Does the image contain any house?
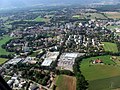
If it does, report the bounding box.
[92,59,103,64]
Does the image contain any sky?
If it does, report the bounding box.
[0,0,120,9]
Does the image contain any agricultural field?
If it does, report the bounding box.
[84,13,107,19]
[102,42,118,53]
[0,58,8,65]
[80,55,120,90]
[55,75,76,90]
[106,25,120,36]
[112,56,120,66]
[0,35,13,55]
[104,12,120,19]
[107,25,120,30]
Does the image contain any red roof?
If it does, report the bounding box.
[95,59,102,63]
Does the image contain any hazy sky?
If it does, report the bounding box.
[0,0,120,9]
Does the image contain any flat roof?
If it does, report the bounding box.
[65,53,78,58]
[41,59,53,66]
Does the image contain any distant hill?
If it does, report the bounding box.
[0,0,120,9]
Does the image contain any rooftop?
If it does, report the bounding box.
[41,59,53,66]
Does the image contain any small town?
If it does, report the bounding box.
[0,0,120,90]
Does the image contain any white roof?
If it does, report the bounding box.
[65,53,78,58]
[41,59,53,66]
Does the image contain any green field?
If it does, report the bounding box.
[72,15,83,19]
[0,35,13,55]
[56,75,76,90]
[0,58,8,65]
[102,42,118,53]
[89,76,120,90]
[80,55,120,90]
[34,16,49,22]
[85,13,107,19]
[72,13,107,19]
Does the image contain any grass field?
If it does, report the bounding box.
[56,75,76,90]
[104,12,120,19]
[72,15,83,19]
[102,42,118,53]
[0,35,13,55]
[85,13,107,19]
[80,55,120,90]
[0,58,7,65]
[89,76,120,90]
[34,16,49,22]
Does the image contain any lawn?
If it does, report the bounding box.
[102,42,118,53]
[0,58,8,65]
[0,35,13,55]
[80,55,120,90]
[56,75,76,90]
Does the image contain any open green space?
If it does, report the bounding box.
[72,15,83,19]
[89,76,120,90]
[107,25,120,30]
[56,75,76,90]
[34,16,49,22]
[104,12,120,19]
[72,15,80,18]
[112,56,120,66]
[4,76,11,82]
[85,13,107,19]
[0,58,8,65]
[30,51,40,57]
[0,35,13,55]
[102,42,118,53]
[80,55,120,90]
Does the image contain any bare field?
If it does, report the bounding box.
[104,12,120,19]
[56,75,76,90]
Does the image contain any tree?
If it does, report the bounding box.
[76,73,88,90]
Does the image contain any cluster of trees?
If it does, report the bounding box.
[0,54,14,59]
[73,56,88,90]
[55,69,74,76]
[116,42,120,52]
[22,69,50,85]
[14,63,50,86]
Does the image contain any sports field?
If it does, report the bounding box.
[80,55,120,90]
[102,42,118,53]
[0,35,13,55]
[56,75,76,90]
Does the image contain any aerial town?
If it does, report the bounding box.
[0,1,120,90]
